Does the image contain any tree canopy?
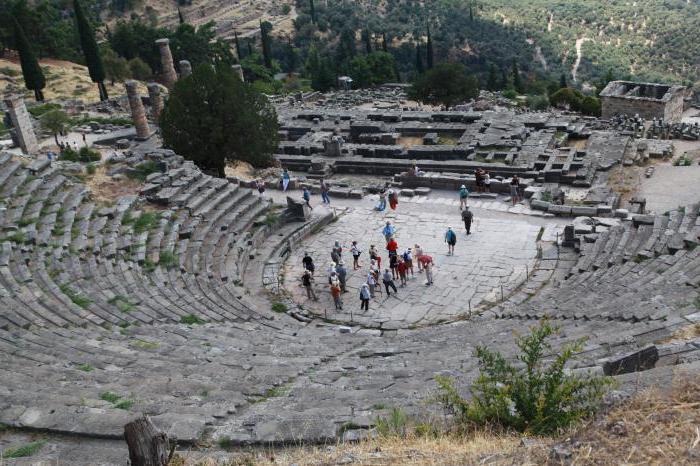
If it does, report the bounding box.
[13,16,45,101]
[408,63,479,108]
[160,64,279,177]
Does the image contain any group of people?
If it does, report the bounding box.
[300,220,440,312]
[374,188,399,212]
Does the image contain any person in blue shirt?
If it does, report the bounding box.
[302,187,312,210]
[459,184,469,210]
[382,221,396,242]
[281,169,290,192]
[445,226,457,255]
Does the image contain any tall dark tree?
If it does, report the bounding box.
[382,32,388,53]
[74,0,108,101]
[408,63,479,108]
[559,72,567,89]
[336,27,356,66]
[178,7,185,25]
[13,17,45,101]
[247,38,253,57]
[259,21,273,69]
[363,28,372,55]
[511,59,523,93]
[426,23,434,69]
[160,63,279,176]
[487,63,498,91]
[415,41,424,75]
[309,0,317,24]
[234,30,242,60]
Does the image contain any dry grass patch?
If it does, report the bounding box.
[85,165,144,205]
[659,323,700,344]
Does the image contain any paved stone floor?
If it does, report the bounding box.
[638,164,700,214]
[282,199,560,328]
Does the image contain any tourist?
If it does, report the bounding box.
[382,268,398,296]
[331,240,342,264]
[414,244,424,272]
[351,241,362,270]
[475,168,484,193]
[301,269,317,301]
[397,257,408,287]
[369,246,382,269]
[445,227,457,255]
[375,190,387,211]
[419,254,434,285]
[461,207,474,235]
[256,179,266,196]
[367,271,377,298]
[369,259,380,281]
[402,248,414,277]
[459,184,469,210]
[359,283,371,311]
[483,171,491,193]
[388,189,399,210]
[389,251,399,279]
[330,277,343,310]
[328,264,337,284]
[382,221,396,242]
[510,175,521,205]
[320,178,331,205]
[337,261,348,293]
[281,169,291,192]
[303,187,313,210]
[302,252,315,276]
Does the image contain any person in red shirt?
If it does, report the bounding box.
[418,254,434,285]
[397,257,408,287]
[386,238,398,254]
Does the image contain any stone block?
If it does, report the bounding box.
[548,205,573,216]
[530,200,550,211]
[414,187,431,196]
[571,206,598,217]
[614,208,629,218]
[602,346,659,376]
[348,189,364,199]
[597,205,613,215]
[399,189,415,197]
[632,214,655,226]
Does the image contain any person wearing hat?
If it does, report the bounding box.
[336,261,348,293]
[459,184,470,210]
[382,221,396,243]
[445,226,457,255]
[359,283,371,311]
[301,269,317,301]
[402,248,414,277]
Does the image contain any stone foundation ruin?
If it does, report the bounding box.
[600,80,687,122]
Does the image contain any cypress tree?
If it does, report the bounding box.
[178,7,185,25]
[487,63,498,91]
[363,28,372,55]
[382,32,388,52]
[415,41,424,75]
[426,23,434,70]
[74,0,108,101]
[310,0,317,24]
[511,60,523,93]
[247,38,253,57]
[260,21,273,69]
[13,17,45,101]
[234,30,242,60]
[559,73,567,89]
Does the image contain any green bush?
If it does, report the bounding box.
[526,94,550,111]
[435,320,612,435]
[2,440,46,458]
[133,212,160,234]
[271,302,288,313]
[180,314,205,325]
[375,407,408,437]
[158,250,178,269]
[28,103,61,117]
[127,160,161,181]
[61,146,101,163]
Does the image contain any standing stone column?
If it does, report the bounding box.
[4,95,39,154]
[155,38,178,89]
[147,83,163,122]
[125,81,151,140]
[179,60,192,78]
[232,64,245,82]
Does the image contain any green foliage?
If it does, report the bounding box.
[114,399,134,410]
[375,407,408,437]
[127,160,160,181]
[99,391,120,403]
[71,116,134,127]
[408,63,479,108]
[349,51,397,87]
[180,314,205,325]
[435,320,612,435]
[160,63,279,175]
[61,146,101,163]
[271,302,288,313]
[2,440,46,458]
[132,212,159,234]
[77,363,94,372]
[128,57,151,80]
[108,295,135,313]
[526,94,550,111]
[73,0,107,99]
[12,16,45,100]
[673,155,693,166]
[158,250,178,269]
[59,284,92,309]
[28,103,61,118]
[550,88,601,116]
[101,46,131,84]
[40,109,71,144]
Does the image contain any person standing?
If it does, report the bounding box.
[397,257,408,287]
[369,245,382,269]
[360,283,371,311]
[475,169,484,193]
[330,278,343,310]
[414,244,424,272]
[419,254,434,286]
[351,241,362,270]
[388,189,399,210]
[483,171,491,193]
[256,179,266,196]
[367,271,377,298]
[389,252,399,280]
[303,187,313,210]
[386,236,399,256]
[382,269,398,296]
[281,169,291,192]
[302,269,317,301]
[510,175,521,205]
[320,179,331,205]
[302,252,315,276]
[459,184,469,210]
[337,261,348,293]
[402,248,414,277]
[375,190,387,211]
[461,207,474,235]
[382,221,396,243]
[445,227,457,255]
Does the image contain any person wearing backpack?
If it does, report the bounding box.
[445,227,457,255]
[461,207,474,235]
[359,283,371,311]
[459,184,469,210]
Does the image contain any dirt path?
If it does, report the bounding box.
[572,37,592,83]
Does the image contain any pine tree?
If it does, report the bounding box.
[415,41,424,75]
[511,60,523,93]
[234,30,242,60]
[310,0,317,24]
[469,2,474,21]
[382,32,388,53]
[178,7,185,25]
[260,21,273,69]
[74,0,108,101]
[559,72,567,89]
[487,63,498,91]
[363,28,372,55]
[12,17,45,101]
[426,23,434,69]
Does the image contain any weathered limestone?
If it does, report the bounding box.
[147,83,163,122]
[600,81,687,123]
[155,38,178,89]
[179,60,192,78]
[232,64,244,82]
[3,95,39,154]
[125,81,151,140]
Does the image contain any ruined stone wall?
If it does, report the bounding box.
[602,93,685,122]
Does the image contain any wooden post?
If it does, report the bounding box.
[124,416,170,466]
